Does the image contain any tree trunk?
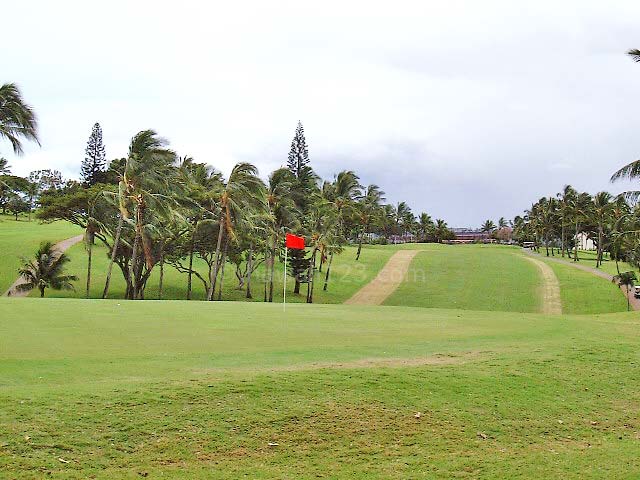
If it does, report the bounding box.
[596,225,603,268]
[86,231,93,299]
[356,226,365,261]
[268,237,277,302]
[574,221,579,262]
[208,211,226,301]
[560,221,565,257]
[216,238,229,301]
[307,248,318,303]
[129,206,142,300]
[627,285,630,312]
[245,244,253,299]
[323,251,334,291]
[158,254,164,300]
[40,286,45,297]
[187,222,196,300]
[103,214,124,299]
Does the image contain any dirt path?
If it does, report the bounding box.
[523,249,640,311]
[523,256,562,314]
[345,250,418,305]
[3,234,84,297]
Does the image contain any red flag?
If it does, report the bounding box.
[285,233,305,250]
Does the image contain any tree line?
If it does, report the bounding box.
[1,90,455,300]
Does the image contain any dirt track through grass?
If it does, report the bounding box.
[523,256,562,314]
[345,250,418,305]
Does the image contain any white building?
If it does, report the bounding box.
[574,232,595,251]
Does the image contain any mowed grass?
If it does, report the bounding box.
[384,244,542,312]
[0,215,80,293]
[2,299,640,478]
[543,260,628,314]
[537,249,636,277]
[40,242,394,304]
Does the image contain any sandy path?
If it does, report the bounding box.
[523,249,640,311]
[345,250,418,305]
[3,234,84,297]
[523,256,562,314]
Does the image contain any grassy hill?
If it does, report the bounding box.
[2,298,640,478]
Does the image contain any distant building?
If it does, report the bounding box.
[446,228,493,244]
[574,232,595,251]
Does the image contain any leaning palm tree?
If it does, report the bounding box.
[16,241,77,297]
[0,83,39,155]
[612,270,637,311]
[102,130,176,299]
[628,49,640,63]
[207,162,266,301]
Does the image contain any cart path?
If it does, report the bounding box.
[523,249,640,311]
[523,256,562,315]
[345,250,419,305]
[3,234,84,297]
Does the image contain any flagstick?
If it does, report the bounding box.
[283,245,287,311]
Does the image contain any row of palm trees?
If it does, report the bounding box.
[31,129,452,301]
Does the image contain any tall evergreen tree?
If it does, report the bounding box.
[287,121,310,178]
[81,123,107,185]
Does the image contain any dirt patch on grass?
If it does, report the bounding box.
[345,250,419,305]
[523,256,562,315]
[193,351,487,377]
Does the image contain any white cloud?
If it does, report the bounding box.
[3,0,640,224]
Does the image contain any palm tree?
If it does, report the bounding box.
[207,163,266,301]
[418,212,434,242]
[354,184,384,260]
[591,192,614,268]
[628,49,640,62]
[612,270,637,311]
[557,185,577,257]
[265,168,298,301]
[498,217,508,229]
[434,219,449,243]
[16,241,77,297]
[481,220,496,237]
[102,130,176,299]
[0,83,39,155]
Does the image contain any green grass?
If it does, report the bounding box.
[40,242,395,304]
[0,215,80,293]
[2,298,640,478]
[538,249,636,277]
[384,244,542,312]
[543,260,628,314]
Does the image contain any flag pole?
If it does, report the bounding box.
[283,243,287,311]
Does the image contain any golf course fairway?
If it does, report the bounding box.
[1,298,639,478]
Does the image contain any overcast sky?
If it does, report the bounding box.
[4,0,640,226]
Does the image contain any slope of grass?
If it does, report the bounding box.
[41,242,394,304]
[384,244,542,312]
[543,260,628,314]
[2,298,640,478]
[0,215,80,293]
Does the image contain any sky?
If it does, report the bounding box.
[3,0,640,226]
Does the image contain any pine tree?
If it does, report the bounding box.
[287,121,310,178]
[81,123,106,186]
[287,247,310,294]
[286,121,318,213]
